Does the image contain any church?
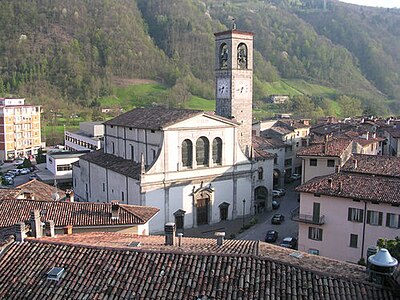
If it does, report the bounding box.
[72,28,274,233]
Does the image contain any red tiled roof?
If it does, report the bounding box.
[0,199,159,228]
[0,238,394,299]
[297,138,352,157]
[37,232,259,255]
[296,173,400,204]
[342,154,400,178]
[0,180,66,201]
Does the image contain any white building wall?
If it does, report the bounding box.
[301,157,340,184]
[298,192,400,263]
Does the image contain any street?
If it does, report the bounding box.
[238,182,300,245]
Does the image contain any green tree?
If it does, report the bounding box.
[337,95,363,118]
[377,237,400,261]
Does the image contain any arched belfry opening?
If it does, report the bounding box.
[237,43,248,69]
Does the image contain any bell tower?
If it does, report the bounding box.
[215,27,254,157]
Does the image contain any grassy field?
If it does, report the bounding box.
[187,96,215,111]
[99,84,168,110]
[42,125,79,145]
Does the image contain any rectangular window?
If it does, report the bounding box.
[308,227,323,241]
[310,159,317,166]
[102,183,105,192]
[121,191,124,201]
[308,249,319,255]
[274,157,278,165]
[57,164,72,171]
[386,213,400,228]
[130,145,134,161]
[350,234,358,248]
[348,208,364,223]
[112,141,115,154]
[301,139,307,147]
[367,210,383,226]
[327,159,335,167]
[152,149,156,161]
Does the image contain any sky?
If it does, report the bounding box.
[339,0,400,8]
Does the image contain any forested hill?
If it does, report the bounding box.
[0,0,399,115]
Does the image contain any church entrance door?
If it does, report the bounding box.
[197,198,209,225]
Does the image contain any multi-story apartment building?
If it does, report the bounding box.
[0,98,41,161]
[295,154,400,263]
[64,122,104,152]
[256,118,310,181]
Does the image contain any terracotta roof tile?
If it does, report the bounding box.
[78,150,141,179]
[296,173,400,204]
[0,199,159,228]
[297,138,352,157]
[342,154,400,178]
[0,180,66,201]
[0,237,394,299]
[252,136,276,159]
[103,107,203,129]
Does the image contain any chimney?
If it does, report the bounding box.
[366,132,369,140]
[353,159,358,169]
[335,165,341,173]
[45,220,55,237]
[177,232,183,247]
[367,248,398,287]
[66,190,74,202]
[164,222,176,246]
[63,225,73,235]
[111,201,120,220]
[15,222,25,243]
[215,232,225,246]
[327,178,333,189]
[30,210,42,238]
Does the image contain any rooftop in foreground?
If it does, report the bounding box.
[0,232,396,299]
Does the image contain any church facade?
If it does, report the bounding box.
[72,29,273,233]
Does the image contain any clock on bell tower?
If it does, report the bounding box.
[214,27,254,157]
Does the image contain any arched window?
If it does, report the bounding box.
[196,137,209,166]
[212,137,222,165]
[181,139,193,167]
[237,43,248,69]
[219,43,228,69]
[258,167,263,180]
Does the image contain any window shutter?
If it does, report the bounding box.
[360,210,364,223]
[367,211,371,224]
[378,212,383,226]
[348,208,352,221]
[308,227,312,239]
[386,213,390,227]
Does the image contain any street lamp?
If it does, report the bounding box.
[242,199,246,229]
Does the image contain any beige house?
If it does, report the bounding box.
[295,154,400,263]
[0,98,41,160]
[297,138,353,184]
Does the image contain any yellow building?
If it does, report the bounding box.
[0,98,41,161]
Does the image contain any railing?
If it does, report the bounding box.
[292,212,325,225]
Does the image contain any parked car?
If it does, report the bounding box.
[290,174,301,181]
[272,200,280,210]
[276,189,286,196]
[280,237,298,249]
[2,177,14,185]
[29,174,38,180]
[271,213,285,225]
[14,159,24,166]
[272,190,281,198]
[20,168,30,175]
[265,230,278,243]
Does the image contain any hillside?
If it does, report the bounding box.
[0,0,399,118]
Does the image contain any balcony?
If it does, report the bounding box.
[292,212,325,225]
